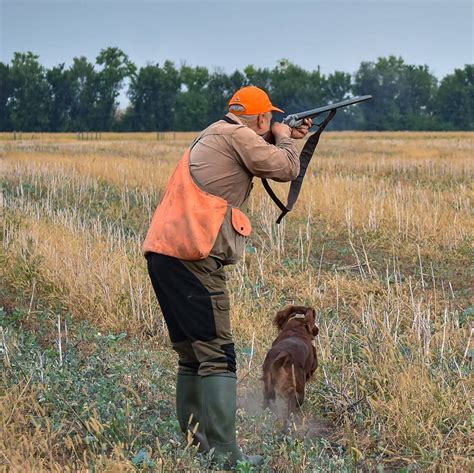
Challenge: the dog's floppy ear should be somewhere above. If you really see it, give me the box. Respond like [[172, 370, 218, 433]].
[[274, 305, 295, 330], [305, 308, 319, 337]]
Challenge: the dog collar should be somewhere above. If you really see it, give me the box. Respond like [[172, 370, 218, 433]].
[[288, 314, 306, 322], [287, 313, 315, 337]]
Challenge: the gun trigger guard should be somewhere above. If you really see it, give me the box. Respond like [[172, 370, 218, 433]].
[[283, 115, 299, 128]]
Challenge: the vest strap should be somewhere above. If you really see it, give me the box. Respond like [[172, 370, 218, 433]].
[[222, 115, 240, 125]]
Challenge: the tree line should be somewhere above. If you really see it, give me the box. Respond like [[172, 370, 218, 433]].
[[0, 47, 472, 132]]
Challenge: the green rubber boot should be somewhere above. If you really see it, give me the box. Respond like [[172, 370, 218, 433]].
[[176, 374, 210, 452], [201, 375, 263, 468]]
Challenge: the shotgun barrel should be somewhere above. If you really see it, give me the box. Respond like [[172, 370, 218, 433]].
[[282, 95, 373, 128]]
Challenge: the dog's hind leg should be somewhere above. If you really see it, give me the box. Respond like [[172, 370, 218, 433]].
[[296, 386, 305, 408]]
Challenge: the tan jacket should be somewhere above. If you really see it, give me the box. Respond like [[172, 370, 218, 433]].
[[189, 113, 300, 264]]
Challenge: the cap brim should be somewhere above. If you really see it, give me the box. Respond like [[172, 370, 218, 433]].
[[271, 105, 284, 113]]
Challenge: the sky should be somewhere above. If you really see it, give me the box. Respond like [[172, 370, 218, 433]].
[[1, 0, 473, 105]]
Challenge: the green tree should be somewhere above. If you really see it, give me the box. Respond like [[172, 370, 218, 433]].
[[435, 65, 473, 130], [353, 56, 406, 130], [228, 70, 246, 92], [4, 51, 472, 132], [353, 56, 439, 130], [326, 71, 351, 102], [325, 71, 354, 129], [244, 65, 271, 91], [9, 52, 50, 131], [269, 60, 327, 117], [398, 65, 438, 129], [127, 60, 180, 131], [173, 65, 210, 131], [69, 56, 98, 131], [0, 62, 14, 131], [205, 71, 233, 124], [46, 64, 74, 131], [95, 47, 136, 130]]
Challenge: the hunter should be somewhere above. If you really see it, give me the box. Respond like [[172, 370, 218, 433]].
[[143, 85, 312, 467]]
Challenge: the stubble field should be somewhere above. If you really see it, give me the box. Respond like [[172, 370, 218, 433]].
[[0, 131, 473, 471]]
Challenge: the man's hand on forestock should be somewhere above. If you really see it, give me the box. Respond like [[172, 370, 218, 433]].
[[290, 118, 313, 139]]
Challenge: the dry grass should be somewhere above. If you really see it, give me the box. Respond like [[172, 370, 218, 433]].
[[1, 131, 473, 470], [0, 377, 178, 472], [0, 131, 197, 142]]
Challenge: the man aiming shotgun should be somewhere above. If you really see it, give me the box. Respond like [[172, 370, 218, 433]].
[[143, 86, 371, 468]]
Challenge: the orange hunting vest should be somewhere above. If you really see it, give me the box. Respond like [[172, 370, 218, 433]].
[[142, 149, 252, 261]]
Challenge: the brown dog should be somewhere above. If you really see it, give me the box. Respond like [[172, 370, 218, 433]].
[[262, 305, 319, 417]]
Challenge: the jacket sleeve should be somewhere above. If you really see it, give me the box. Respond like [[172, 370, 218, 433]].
[[230, 126, 300, 182]]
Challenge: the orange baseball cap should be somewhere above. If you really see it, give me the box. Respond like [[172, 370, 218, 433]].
[[228, 86, 284, 115]]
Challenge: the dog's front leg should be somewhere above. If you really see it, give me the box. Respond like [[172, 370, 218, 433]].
[[262, 375, 275, 410], [288, 392, 297, 416], [296, 386, 305, 408]]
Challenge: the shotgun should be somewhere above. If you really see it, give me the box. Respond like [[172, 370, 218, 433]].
[[282, 95, 372, 128], [262, 94, 373, 223]]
